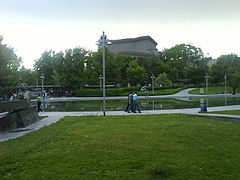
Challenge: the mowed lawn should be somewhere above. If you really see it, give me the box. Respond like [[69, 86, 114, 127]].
[[1, 114, 240, 179], [209, 110, 240, 115]]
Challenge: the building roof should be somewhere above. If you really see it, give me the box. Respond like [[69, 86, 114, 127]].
[[110, 36, 158, 45]]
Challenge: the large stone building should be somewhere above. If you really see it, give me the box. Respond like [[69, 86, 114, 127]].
[[105, 36, 158, 57]]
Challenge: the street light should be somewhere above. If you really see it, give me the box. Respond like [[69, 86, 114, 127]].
[[96, 32, 112, 116], [99, 74, 103, 90], [224, 74, 227, 106], [40, 73, 45, 97], [151, 74, 155, 93], [224, 74, 227, 94], [205, 74, 209, 95], [205, 73, 209, 107]]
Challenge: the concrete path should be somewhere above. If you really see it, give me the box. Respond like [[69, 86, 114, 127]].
[[174, 88, 196, 101], [1, 88, 240, 142], [37, 88, 240, 102], [1, 105, 240, 142], [0, 116, 63, 142]]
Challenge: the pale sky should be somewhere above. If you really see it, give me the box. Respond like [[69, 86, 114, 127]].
[[0, 0, 240, 68]]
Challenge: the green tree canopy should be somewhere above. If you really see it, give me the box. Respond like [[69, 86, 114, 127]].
[[162, 44, 208, 83], [0, 43, 22, 89], [210, 54, 240, 94], [126, 60, 147, 86], [155, 72, 172, 87]]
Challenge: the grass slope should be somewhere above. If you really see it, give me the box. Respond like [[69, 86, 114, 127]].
[[209, 110, 240, 115], [190, 86, 240, 95], [1, 114, 240, 179]]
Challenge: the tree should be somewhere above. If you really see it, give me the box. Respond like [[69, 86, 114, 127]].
[[137, 56, 166, 81], [17, 67, 36, 86], [155, 73, 172, 87], [161, 44, 208, 83], [210, 54, 240, 94], [0, 43, 22, 90], [34, 48, 91, 90], [55, 48, 89, 90], [126, 60, 147, 86], [34, 50, 55, 85]]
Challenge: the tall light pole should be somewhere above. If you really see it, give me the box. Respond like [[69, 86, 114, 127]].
[[40, 74, 45, 96], [205, 74, 209, 95], [205, 73, 209, 107], [224, 74, 227, 94], [151, 74, 155, 93], [224, 74, 227, 106], [96, 32, 111, 116], [99, 74, 103, 90]]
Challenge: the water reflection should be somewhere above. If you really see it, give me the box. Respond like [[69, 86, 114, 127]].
[[40, 97, 240, 112]]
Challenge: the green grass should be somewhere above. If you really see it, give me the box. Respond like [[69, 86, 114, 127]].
[[75, 86, 186, 97], [1, 114, 240, 179], [209, 110, 240, 115], [189, 86, 240, 95], [146, 87, 185, 96]]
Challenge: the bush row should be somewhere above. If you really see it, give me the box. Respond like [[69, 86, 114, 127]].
[[74, 86, 189, 97]]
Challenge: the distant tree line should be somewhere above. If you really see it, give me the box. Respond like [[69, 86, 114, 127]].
[[1, 41, 240, 95]]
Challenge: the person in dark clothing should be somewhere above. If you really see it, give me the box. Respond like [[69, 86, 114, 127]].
[[37, 94, 42, 112], [125, 92, 133, 113]]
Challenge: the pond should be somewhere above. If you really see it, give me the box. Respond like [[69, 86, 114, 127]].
[[40, 97, 240, 112]]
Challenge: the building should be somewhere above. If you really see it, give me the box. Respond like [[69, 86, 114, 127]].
[[104, 36, 158, 57]]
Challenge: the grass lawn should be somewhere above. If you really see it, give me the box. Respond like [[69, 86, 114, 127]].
[[190, 86, 240, 95], [209, 110, 240, 115], [1, 114, 240, 179], [141, 87, 186, 96]]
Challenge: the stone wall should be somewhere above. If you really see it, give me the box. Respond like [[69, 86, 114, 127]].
[[0, 100, 39, 132]]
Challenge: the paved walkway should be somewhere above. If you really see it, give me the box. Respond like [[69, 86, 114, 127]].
[[38, 88, 240, 102], [1, 105, 240, 142], [1, 88, 240, 142]]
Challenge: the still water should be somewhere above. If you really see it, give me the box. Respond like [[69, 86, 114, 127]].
[[41, 97, 240, 112]]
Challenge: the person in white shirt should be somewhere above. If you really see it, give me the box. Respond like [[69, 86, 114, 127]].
[[132, 92, 141, 113]]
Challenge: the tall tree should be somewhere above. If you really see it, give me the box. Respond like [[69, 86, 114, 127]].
[[210, 54, 240, 94], [155, 72, 172, 87], [162, 44, 208, 84], [0, 43, 22, 89], [137, 56, 167, 83], [34, 50, 55, 85], [17, 67, 36, 86], [126, 60, 147, 86], [55, 48, 89, 90]]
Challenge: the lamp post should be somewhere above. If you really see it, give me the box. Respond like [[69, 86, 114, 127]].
[[151, 74, 155, 93], [224, 74, 227, 105], [96, 32, 111, 116], [99, 74, 103, 90], [205, 74, 209, 95], [224, 74, 227, 94], [40, 74, 45, 96], [205, 73, 209, 107]]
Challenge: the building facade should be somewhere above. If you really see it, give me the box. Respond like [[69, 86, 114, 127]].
[[103, 36, 158, 57]]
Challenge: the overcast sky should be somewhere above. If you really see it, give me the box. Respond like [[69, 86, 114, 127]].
[[1, 0, 240, 68]]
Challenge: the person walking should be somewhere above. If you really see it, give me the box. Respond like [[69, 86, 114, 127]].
[[133, 92, 141, 113], [37, 94, 43, 112], [125, 92, 134, 113], [125, 92, 131, 112]]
